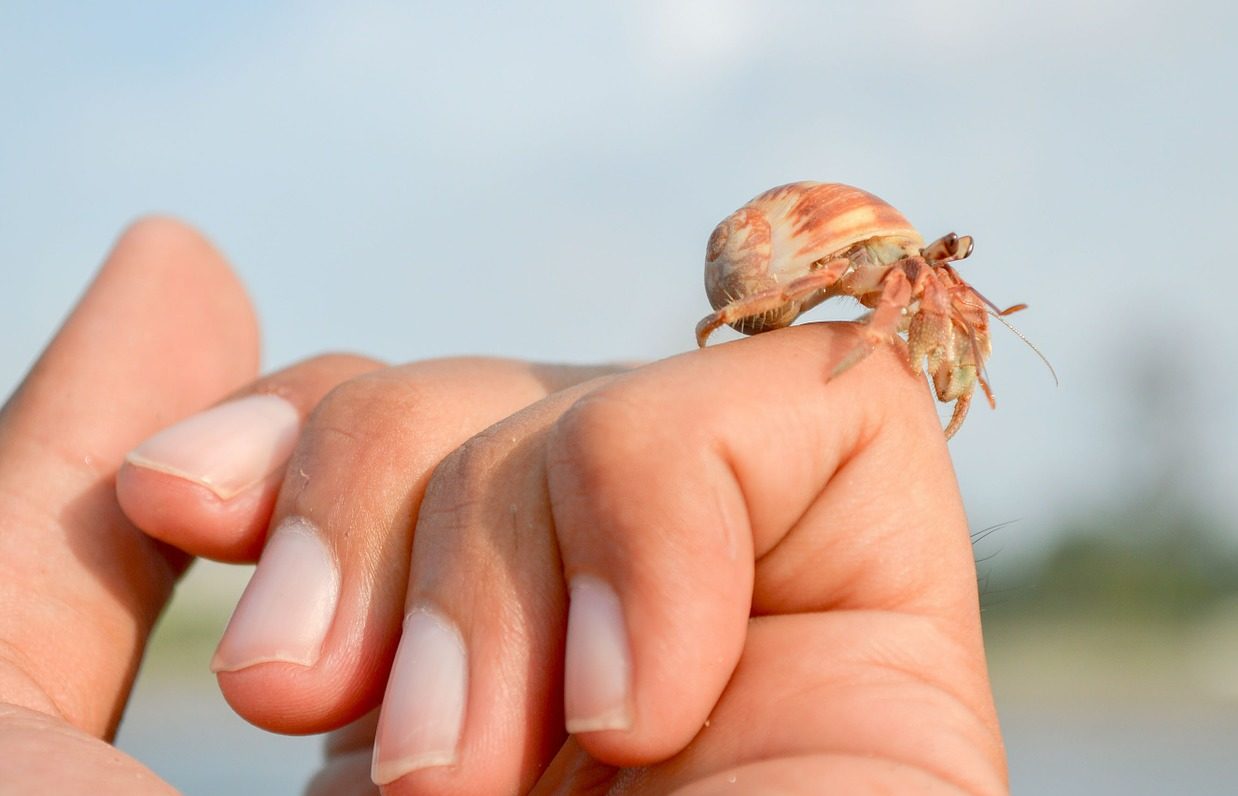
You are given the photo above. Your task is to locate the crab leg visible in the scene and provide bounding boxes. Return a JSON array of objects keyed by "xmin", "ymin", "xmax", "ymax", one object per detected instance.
[
  {"xmin": 943, "ymin": 392, "xmax": 972, "ymax": 439},
  {"xmin": 940, "ymin": 317, "xmax": 991, "ymax": 438},
  {"xmin": 907, "ymin": 267, "xmax": 953, "ymax": 375},
  {"xmin": 695, "ymin": 257, "xmax": 852, "ymax": 347},
  {"xmin": 828, "ymin": 268, "xmax": 914, "ymax": 380}
]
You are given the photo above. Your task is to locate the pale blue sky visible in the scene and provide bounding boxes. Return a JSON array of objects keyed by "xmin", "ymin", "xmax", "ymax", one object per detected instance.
[{"xmin": 3, "ymin": 1, "xmax": 1236, "ymax": 555}]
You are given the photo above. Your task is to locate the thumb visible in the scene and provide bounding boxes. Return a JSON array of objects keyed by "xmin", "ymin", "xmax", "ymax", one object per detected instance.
[{"xmin": 0, "ymin": 217, "xmax": 259, "ymax": 738}]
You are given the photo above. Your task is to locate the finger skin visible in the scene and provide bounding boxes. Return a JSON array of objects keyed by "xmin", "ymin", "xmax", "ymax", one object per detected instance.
[
  {"xmin": 672, "ymin": 758, "xmax": 975, "ymax": 796},
  {"xmin": 0, "ymin": 704, "xmax": 178, "ymax": 796},
  {"xmin": 0, "ymin": 218, "xmax": 259, "ymax": 792},
  {"xmin": 306, "ymin": 748, "xmax": 381, "ymax": 796},
  {"xmin": 537, "ymin": 614, "xmax": 1005, "ymax": 795},
  {"xmin": 306, "ymin": 714, "xmax": 383, "ymax": 796},
  {"xmin": 213, "ymin": 361, "xmax": 623, "ymax": 736},
  {"xmin": 325, "ymin": 709, "xmax": 381, "ymax": 757},
  {"xmin": 116, "ymin": 353, "xmax": 385, "ymax": 562}
]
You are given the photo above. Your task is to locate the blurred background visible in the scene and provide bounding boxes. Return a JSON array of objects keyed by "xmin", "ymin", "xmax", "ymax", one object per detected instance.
[{"xmin": 3, "ymin": 1, "xmax": 1236, "ymax": 792}]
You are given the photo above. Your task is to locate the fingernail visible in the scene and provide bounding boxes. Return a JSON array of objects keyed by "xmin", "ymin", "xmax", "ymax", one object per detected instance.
[
  {"xmin": 126, "ymin": 394, "xmax": 301, "ymax": 500},
  {"xmin": 211, "ymin": 517, "xmax": 339, "ymax": 672},
  {"xmin": 564, "ymin": 576, "xmax": 632, "ymax": 733},
  {"xmin": 372, "ymin": 608, "xmax": 468, "ymax": 784}
]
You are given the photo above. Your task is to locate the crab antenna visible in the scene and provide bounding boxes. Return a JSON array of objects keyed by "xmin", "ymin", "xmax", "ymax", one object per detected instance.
[
  {"xmin": 989, "ymin": 311, "xmax": 1058, "ymax": 386},
  {"xmin": 963, "ymin": 284, "xmax": 1056, "ymax": 385},
  {"xmin": 968, "ymin": 284, "xmax": 1024, "ymax": 318}
]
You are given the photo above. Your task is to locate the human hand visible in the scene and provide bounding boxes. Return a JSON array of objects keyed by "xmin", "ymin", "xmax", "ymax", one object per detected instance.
[
  {"xmin": 120, "ymin": 318, "xmax": 1009, "ymax": 793},
  {"xmin": 0, "ymin": 219, "xmax": 601, "ymax": 793},
  {"xmin": 0, "ymin": 219, "xmax": 271, "ymax": 792}
]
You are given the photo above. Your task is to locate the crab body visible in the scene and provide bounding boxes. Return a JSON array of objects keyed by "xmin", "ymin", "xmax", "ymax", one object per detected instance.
[{"xmin": 696, "ymin": 181, "xmax": 1017, "ymax": 438}]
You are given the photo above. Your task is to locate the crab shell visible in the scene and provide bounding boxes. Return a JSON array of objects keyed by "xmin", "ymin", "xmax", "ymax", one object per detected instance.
[{"xmin": 704, "ymin": 182, "xmax": 925, "ymax": 330}]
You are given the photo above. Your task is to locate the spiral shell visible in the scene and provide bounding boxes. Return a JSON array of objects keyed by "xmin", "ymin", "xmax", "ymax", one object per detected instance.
[{"xmin": 704, "ymin": 182, "xmax": 922, "ymax": 313}]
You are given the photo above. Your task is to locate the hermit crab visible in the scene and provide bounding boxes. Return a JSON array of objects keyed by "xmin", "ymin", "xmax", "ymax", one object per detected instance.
[{"xmin": 696, "ymin": 181, "xmax": 1037, "ymax": 438}]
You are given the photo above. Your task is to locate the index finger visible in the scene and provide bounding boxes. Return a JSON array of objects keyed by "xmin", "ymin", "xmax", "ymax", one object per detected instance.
[
  {"xmin": 545, "ymin": 321, "xmax": 995, "ymax": 762},
  {"xmin": 116, "ymin": 357, "xmax": 625, "ymax": 564}
]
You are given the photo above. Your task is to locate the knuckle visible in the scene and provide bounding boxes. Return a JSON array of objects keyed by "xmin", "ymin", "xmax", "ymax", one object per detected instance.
[
  {"xmin": 281, "ymin": 372, "xmax": 441, "ymax": 513},
  {"xmin": 435, "ymin": 429, "xmax": 511, "ymax": 492},
  {"xmin": 415, "ymin": 427, "xmax": 532, "ymax": 574},
  {"xmin": 420, "ymin": 427, "xmax": 513, "ymax": 522},
  {"xmin": 299, "ymin": 351, "xmax": 385, "ymax": 373},
  {"xmin": 302, "ymin": 372, "xmax": 429, "ymax": 455},
  {"xmin": 547, "ymin": 388, "xmax": 646, "ymax": 495},
  {"xmin": 252, "ymin": 353, "xmax": 384, "ymax": 408}
]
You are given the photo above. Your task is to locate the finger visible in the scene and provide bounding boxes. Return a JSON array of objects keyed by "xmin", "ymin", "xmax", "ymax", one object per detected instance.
[
  {"xmin": 308, "ymin": 713, "xmax": 382, "ymax": 796},
  {"xmin": 0, "ymin": 217, "xmax": 258, "ymax": 738},
  {"xmin": 674, "ymin": 613, "xmax": 1005, "ymax": 794},
  {"xmin": 116, "ymin": 353, "xmax": 384, "ymax": 562},
  {"xmin": 206, "ymin": 360, "xmax": 623, "ymax": 736},
  {"xmin": 536, "ymin": 614, "xmax": 1006, "ymax": 794},
  {"xmin": 0, "ymin": 703, "xmax": 178, "ymax": 795},
  {"xmin": 371, "ymin": 382, "xmax": 600, "ymax": 793},
  {"xmin": 542, "ymin": 321, "xmax": 991, "ymax": 765},
  {"xmin": 673, "ymin": 758, "xmax": 977, "ymax": 796},
  {"xmin": 306, "ymin": 749, "xmax": 380, "ymax": 796},
  {"xmin": 325, "ymin": 709, "xmax": 380, "ymax": 757}
]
